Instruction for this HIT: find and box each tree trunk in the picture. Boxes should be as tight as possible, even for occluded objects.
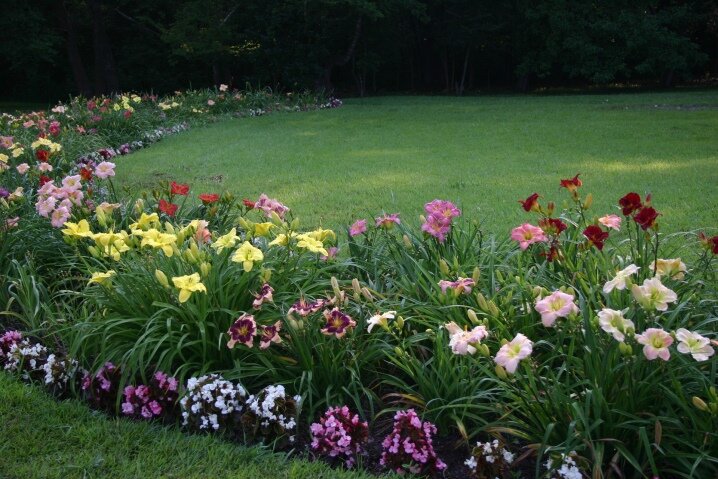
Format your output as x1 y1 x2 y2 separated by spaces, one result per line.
456 47 470 95
55 1 92 96
88 0 119 94
316 16 363 92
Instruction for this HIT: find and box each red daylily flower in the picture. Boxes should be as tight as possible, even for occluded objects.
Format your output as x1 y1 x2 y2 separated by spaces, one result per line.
519 193 540 212
619 192 642 216
539 217 567 236
80 167 93 182
36 149 49 162
698 232 718 254
560 174 582 192
159 199 178 216
634 207 659 230
170 181 190 196
198 193 220 205
39 175 52 186
243 198 256 209
583 225 609 250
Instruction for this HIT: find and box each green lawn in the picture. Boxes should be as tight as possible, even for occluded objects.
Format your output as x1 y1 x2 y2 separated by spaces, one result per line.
115 91 718 235
0 374 384 479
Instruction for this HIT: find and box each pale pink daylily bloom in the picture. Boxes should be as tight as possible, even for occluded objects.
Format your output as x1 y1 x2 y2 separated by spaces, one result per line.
50 206 71 228
61 174 83 191
635 328 673 361
631 277 677 312
675 328 715 362
534 291 579 327
438 277 475 295
36 196 57 217
652 258 687 281
207 99 215 106
494 333 533 373
598 214 622 231
597 308 634 342
603 264 640 293
445 322 488 355
510 223 547 250
37 162 53 173
219 84 228 92
349 219 367 237
94 161 116 179
16 163 30 174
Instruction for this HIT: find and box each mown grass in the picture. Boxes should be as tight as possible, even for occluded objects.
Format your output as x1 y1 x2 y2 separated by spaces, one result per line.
0 374 384 479
114 91 718 234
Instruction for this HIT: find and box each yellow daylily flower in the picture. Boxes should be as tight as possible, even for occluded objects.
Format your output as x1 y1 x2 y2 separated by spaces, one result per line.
0 154 8 163
231 241 264 272
296 234 329 256
211 227 238 252
172 273 207 303
129 212 160 231
88 270 116 285
61 219 94 238
140 229 178 257
253 222 275 237
306 228 336 243
268 232 298 247
11 148 24 158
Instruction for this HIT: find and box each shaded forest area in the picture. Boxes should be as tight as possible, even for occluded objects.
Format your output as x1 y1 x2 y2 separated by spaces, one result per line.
3 0 718 102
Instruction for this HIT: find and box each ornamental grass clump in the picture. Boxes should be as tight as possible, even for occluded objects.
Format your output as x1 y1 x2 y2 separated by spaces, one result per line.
243 384 301 445
122 371 179 420
380 409 446 476
310 405 369 468
180 374 246 432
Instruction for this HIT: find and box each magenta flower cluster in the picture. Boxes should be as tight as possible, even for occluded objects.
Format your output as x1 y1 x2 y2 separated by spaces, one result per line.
122 371 179 419
380 409 447 475
0 330 23 364
82 362 122 409
421 199 461 242
310 406 369 468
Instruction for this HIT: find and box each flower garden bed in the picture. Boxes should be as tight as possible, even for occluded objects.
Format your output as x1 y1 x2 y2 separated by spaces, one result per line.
1 89 717 478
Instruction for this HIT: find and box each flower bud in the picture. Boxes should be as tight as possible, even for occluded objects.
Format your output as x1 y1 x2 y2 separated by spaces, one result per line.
87 246 100 258
494 364 507 379
583 193 593 210
133 198 144 215
199 261 211 277
692 396 709 412
270 211 284 226
290 218 300 230
352 278 361 295
154 269 169 288
394 346 403 357
488 301 500 317
439 259 450 275
288 318 299 329
476 292 489 312
396 316 405 329
419 214 426 223
402 234 412 249
618 342 633 356
467 309 480 325
331 276 341 298
361 287 374 302
261 268 272 283
477 343 490 357
472 266 480 284
164 222 175 234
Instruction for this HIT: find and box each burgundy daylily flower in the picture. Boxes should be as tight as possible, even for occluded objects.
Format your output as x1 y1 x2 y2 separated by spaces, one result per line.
288 298 326 317
634 206 659 230
321 308 356 338
560 174 582 192
538 217 567 236
227 314 256 348
252 283 275 310
519 193 540 212
583 225 609 250
259 321 283 349
619 192 642 216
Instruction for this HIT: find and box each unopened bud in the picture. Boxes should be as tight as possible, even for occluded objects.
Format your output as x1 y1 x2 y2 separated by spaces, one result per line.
583 193 593 210
494 364 507 379
87 246 100 258
270 211 283 226
352 278 361 294
396 316 405 329
133 198 144 215
472 266 480 284
403 234 412 248
476 293 489 312
692 396 709 412
477 343 490 357
361 287 374 302
290 218 300 230
419 214 426 223
467 309 480 325
618 342 633 356
488 301 500 317
155 269 169 288
331 276 341 298
439 259 450 275
394 346 403 357
261 268 272 282
199 261 211 277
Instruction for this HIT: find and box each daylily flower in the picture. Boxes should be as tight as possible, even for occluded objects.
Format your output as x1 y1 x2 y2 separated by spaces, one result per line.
88 270 116 285
519 193 540 212
172 273 207 303
253 222 275 237
559 174 582 192
255 193 289 219
139 229 177 256
619 192 642 216
634 206 658 230
675 329 715 361
597 308 634 342
259 321 282 349
94 161 116 179
534 291 579 327
61 219 94 238
227 314 256 348
438 277 475 295
424 199 461 220
583 225 609 250
375 213 401 228
129 213 160 231
603 264 640 293
288 298 326 317
296 234 329 256
367 311 397 333
538 217 566 236
652 258 687 280
444 322 489 355
252 283 274 309
321 308 356 338
598 214 622 231
349 219 367 237
635 328 673 361
510 223 547 250
170 181 190 196
16 163 29 174
421 215 451 242
306 228 336 243
320 247 339 261
494 333 533 374
158 199 178 217
211 228 238 252
50 206 71 228
698 232 718 254
198 193 219 204
631 277 677 311
231 241 264 272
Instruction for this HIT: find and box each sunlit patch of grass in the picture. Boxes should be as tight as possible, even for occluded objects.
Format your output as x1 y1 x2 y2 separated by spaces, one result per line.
115 92 718 233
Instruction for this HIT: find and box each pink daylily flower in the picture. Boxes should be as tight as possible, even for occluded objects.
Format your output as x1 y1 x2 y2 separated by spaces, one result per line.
534 291 579 327
510 223 547 250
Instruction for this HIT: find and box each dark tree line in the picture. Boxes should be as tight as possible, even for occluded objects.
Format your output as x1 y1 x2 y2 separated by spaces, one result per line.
2 0 717 101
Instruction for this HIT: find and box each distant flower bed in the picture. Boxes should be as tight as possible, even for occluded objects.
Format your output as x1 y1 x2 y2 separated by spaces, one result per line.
0 92 716 477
